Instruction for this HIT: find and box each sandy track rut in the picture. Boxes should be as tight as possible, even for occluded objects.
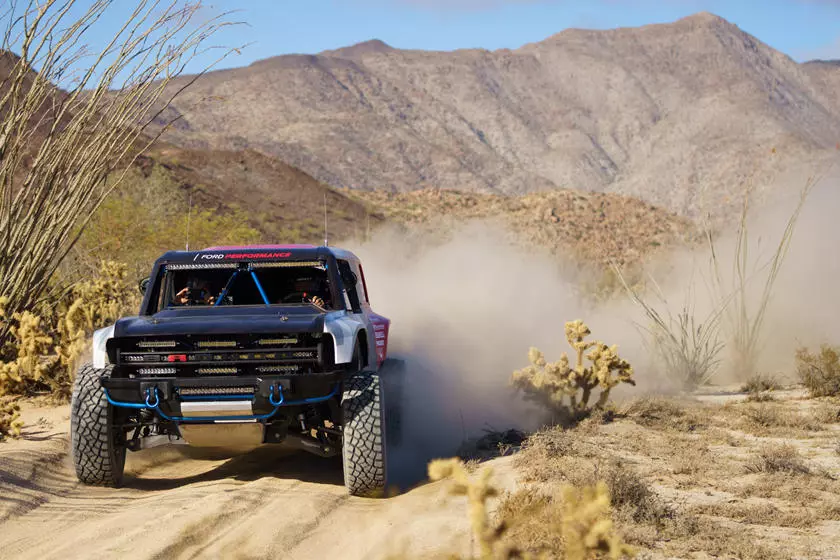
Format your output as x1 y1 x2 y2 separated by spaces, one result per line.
0 403 504 560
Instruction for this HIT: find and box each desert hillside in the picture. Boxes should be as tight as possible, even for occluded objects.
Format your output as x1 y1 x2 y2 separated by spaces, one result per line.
147 12 840 217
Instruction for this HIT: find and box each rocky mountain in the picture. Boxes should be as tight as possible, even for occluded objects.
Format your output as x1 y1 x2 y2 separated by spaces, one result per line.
148 12 840 218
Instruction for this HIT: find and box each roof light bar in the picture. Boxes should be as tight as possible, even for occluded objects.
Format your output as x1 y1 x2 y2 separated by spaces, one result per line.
165 263 238 270
250 261 324 269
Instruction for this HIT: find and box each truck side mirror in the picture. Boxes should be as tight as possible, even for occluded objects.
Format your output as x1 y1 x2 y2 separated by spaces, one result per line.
138 276 150 295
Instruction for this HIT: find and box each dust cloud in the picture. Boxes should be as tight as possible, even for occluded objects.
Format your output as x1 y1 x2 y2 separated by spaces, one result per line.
347 166 840 487
347 223 644 487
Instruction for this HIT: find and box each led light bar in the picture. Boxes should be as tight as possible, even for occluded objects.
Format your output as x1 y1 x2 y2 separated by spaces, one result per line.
136 340 177 348
164 263 238 270
256 338 298 346
250 261 324 269
196 367 238 375
196 341 237 349
137 367 177 376
178 386 255 396
256 365 300 373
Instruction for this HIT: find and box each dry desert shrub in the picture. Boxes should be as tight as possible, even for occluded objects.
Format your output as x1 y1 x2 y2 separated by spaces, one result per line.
741 372 781 402
494 488 561 557
690 501 818 529
745 444 813 475
741 372 781 393
737 402 820 434
494 484 636 560
796 344 840 397
811 402 840 424
620 397 707 432
511 320 635 424
0 400 23 440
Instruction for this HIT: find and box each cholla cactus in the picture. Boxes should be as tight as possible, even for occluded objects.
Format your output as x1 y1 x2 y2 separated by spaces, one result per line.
428 458 505 559
511 320 635 422
0 401 23 440
1 261 136 400
56 260 137 376
0 311 56 395
561 482 634 560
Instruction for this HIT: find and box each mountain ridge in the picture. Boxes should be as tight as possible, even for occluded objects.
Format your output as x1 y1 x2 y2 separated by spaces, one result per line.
147 12 840 217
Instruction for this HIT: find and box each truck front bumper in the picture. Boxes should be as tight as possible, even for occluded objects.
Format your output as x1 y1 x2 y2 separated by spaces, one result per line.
101 373 342 422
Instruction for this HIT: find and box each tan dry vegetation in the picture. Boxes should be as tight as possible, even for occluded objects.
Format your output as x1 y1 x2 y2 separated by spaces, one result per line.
491 391 840 559
347 188 694 268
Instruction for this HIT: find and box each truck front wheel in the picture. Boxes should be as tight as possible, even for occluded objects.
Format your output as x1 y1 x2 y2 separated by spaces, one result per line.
341 368 386 496
70 363 126 487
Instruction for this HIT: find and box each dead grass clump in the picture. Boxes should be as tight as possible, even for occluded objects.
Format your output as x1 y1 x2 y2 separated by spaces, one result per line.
745 444 812 475
812 402 840 424
495 488 561 557
796 345 840 397
741 372 782 393
738 473 840 515
668 516 785 560
601 463 674 527
494 484 635 560
690 501 818 529
742 372 780 402
511 320 635 425
671 440 711 476
621 397 706 432
0 400 23 440
738 403 820 433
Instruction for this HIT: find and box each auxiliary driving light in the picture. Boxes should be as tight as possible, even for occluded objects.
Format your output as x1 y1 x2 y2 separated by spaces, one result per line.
137 367 177 376
196 341 237 349
196 367 238 375
256 338 298 346
136 340 177 348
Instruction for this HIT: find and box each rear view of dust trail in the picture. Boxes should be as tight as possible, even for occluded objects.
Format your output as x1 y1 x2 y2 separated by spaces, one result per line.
0 403 518 560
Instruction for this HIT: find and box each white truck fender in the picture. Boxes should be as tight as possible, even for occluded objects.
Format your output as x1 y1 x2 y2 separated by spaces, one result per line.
324 312 365 365
92 324 115 368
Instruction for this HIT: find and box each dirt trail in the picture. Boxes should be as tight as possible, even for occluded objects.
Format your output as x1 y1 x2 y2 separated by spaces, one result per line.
0 402 516 560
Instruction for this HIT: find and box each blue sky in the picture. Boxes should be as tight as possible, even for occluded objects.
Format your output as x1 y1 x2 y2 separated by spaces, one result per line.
74 1 840 74
192 0 840 64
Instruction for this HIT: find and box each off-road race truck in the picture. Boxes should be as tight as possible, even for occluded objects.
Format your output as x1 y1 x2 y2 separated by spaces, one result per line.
70 245 399 496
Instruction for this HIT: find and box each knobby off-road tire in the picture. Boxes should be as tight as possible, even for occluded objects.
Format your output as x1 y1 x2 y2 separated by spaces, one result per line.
71 363 126 487
341 368 386 497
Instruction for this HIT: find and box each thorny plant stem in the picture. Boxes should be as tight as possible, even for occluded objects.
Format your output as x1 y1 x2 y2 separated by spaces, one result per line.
0 1 243 343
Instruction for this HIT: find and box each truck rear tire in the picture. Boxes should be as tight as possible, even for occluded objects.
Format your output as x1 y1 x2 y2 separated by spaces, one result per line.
341 369 386 496
71 363 126 487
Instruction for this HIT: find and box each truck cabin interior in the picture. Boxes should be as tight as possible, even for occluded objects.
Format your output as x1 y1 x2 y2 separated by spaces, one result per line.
154 263 334 310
